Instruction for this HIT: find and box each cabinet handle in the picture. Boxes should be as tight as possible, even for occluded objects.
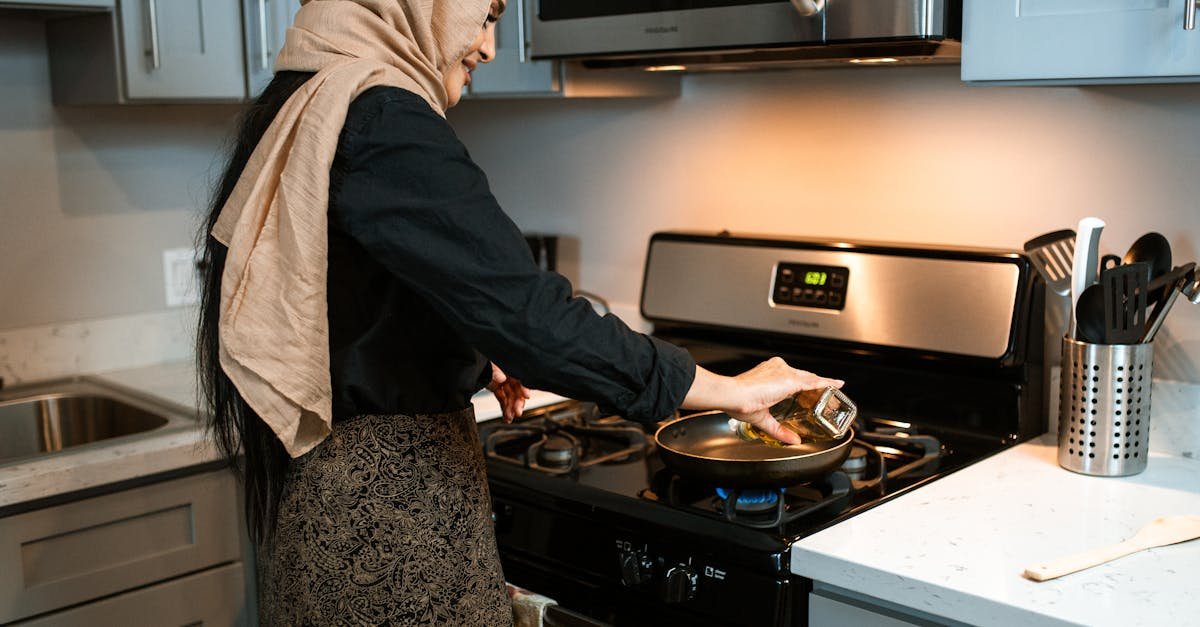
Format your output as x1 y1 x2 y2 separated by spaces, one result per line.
516 0 528 63
145 0 161 70
258 0 271 70
1186 0 1197 30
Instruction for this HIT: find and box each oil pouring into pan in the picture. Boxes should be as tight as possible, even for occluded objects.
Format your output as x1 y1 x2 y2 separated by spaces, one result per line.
736 387 857 447
654 387 858 488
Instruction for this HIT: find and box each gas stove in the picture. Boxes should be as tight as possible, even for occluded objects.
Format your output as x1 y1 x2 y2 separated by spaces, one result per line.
483 232 1045 626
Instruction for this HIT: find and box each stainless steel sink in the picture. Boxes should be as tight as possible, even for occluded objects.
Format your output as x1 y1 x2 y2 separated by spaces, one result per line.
0 378 197 466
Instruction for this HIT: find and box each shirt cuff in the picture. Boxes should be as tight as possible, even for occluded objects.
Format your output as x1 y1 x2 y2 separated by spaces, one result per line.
621 335 696 424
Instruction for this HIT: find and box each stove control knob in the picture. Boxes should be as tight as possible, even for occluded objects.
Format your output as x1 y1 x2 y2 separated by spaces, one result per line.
619 550 654 586
662 564 699 603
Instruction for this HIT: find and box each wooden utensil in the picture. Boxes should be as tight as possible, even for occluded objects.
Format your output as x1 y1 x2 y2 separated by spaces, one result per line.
1023 515 1200 582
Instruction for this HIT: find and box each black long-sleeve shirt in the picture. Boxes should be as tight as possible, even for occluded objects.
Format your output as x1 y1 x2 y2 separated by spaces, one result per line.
325 86 695 424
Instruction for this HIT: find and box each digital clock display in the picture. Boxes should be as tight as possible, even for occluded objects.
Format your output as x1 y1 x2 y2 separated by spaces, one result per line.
771 263 849 311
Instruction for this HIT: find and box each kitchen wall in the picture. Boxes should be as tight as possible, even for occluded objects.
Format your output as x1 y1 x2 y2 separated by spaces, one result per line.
0 17 235 330
2 10 1198 382
449 66 1200 382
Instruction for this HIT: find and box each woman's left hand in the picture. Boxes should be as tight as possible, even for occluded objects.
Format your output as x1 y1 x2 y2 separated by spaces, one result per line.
488 363 531 423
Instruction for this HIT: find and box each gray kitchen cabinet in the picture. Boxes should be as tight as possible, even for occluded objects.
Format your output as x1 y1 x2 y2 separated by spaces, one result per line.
243 0 299 98
117 0 245 100
16 563 247 626
962 0 1200 84
809 582 969 627
0 0 111 8
47 0 247 103
0 470 252 624
466 0 678 99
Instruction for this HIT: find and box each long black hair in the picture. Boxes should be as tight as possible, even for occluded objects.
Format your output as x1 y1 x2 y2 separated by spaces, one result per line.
198 71 315 544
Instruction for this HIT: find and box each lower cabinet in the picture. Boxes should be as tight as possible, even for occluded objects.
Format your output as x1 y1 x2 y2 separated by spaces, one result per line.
0 470 253 625
17 563 247 627
809 581 969 627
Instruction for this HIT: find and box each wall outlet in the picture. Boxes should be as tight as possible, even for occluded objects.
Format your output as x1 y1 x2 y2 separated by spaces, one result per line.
163 248 200 307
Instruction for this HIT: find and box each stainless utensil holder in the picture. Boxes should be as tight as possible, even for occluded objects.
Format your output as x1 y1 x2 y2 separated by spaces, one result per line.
1058 337 1153 476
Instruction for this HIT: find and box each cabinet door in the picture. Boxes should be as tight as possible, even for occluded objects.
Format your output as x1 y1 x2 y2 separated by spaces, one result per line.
1 0 112 7
16 563 248 627
119 0 246 100
962 0 1200 83
468 0 560 97
0 471 242 623
244 0 299 98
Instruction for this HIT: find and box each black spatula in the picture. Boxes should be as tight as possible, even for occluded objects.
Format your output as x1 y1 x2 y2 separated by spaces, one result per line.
1102 262 1150 345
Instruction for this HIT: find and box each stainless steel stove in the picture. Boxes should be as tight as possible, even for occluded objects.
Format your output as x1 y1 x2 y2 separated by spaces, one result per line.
481 232 1046 626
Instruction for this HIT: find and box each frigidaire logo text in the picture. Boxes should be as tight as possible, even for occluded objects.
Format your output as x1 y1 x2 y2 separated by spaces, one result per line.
787 319 818 329
644 25 679 34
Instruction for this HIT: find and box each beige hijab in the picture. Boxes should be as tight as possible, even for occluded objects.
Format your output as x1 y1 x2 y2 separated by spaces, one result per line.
210 0 491 458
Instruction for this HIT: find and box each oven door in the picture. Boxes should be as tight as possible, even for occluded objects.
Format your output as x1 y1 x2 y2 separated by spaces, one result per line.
529 0 823 59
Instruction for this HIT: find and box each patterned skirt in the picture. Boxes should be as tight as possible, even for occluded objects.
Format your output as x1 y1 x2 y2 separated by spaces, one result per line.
257 409 512 626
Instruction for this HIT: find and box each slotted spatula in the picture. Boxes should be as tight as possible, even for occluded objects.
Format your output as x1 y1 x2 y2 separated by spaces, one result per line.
1102 261 1149 344
1024 515 1200 582
1023 229 1075 297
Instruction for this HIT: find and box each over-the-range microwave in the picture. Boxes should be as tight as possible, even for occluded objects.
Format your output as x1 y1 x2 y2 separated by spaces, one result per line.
526 0 962 70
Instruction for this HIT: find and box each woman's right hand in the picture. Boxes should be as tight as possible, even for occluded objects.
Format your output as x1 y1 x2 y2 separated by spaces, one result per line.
680 358 844 445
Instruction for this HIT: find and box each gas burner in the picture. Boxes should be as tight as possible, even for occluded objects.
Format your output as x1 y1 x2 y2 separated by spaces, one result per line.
482 401 651 475
536 433 579 468
841 445 869 474
849 419 945 492
642 471 853 530
715 487 780 514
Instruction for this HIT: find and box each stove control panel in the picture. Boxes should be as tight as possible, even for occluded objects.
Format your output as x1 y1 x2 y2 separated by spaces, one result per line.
491 493 795 625
662 563 699 603
619 549 655 586
771 263 849 311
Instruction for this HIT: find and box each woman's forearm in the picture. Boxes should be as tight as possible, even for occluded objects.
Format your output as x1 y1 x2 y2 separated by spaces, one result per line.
681 366 743 413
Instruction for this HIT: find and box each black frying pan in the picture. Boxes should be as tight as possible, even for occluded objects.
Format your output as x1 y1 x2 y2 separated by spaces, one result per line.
654 411 855 488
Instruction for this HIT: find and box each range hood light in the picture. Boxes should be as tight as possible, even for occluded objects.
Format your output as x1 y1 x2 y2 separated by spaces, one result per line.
645 65 687 72
848 57 899 64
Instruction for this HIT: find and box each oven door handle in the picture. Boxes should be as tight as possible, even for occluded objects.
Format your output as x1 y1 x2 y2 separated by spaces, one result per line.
543 603 610 626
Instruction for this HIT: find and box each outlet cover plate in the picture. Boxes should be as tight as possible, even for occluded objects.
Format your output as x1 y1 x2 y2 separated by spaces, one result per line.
163 248 200 307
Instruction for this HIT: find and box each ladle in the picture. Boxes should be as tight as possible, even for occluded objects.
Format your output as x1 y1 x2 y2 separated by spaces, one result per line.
1123 232 1172 302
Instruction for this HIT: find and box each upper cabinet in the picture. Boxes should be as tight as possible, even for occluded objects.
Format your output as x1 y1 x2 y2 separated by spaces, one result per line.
962 0 1200 84
40 0 670 104
243 0 298 98
47 0 248 104
117 0 245 100
0 0 111 7
466 0 678 99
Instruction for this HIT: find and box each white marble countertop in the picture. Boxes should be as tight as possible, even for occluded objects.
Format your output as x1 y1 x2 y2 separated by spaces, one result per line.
792 435 1200 626
0 360 567 508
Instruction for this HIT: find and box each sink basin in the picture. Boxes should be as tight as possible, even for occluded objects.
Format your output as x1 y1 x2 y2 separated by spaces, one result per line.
0 378 196 466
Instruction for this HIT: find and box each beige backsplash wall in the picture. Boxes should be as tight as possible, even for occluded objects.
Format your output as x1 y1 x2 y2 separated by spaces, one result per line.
0 17 237 331
449 66 1200 382
1 10 1198 382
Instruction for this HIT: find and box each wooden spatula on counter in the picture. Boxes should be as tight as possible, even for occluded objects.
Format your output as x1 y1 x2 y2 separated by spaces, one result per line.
1023 515 1200 582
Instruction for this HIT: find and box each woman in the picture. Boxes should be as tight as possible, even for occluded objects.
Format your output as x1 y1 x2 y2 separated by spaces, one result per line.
198 0 844 624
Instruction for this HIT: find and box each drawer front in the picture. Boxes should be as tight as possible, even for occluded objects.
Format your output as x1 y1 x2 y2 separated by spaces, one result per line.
0 471 242 623
17 562 247 627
